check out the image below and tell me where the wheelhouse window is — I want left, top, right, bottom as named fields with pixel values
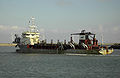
left=31, top=34, right=35, bottom=36
left=22, top=34, right=30, bottom=36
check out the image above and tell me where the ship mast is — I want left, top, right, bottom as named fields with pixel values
left=29, top=17, right=38, bottom=33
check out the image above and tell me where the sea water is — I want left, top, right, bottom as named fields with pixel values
left=0, top=46, right=120, bottom=78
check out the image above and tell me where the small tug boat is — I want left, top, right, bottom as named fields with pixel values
left=99, top=46, right=113, bottom=55
left=13, top=17, right=113, bottom=55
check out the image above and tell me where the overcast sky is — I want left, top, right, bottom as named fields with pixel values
left=0, top=0, right=120, bottom=43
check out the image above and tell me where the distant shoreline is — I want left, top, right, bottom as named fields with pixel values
left=0, top=43, right=17, bottom=46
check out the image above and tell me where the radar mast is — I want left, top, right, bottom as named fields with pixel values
left=29, top=17, right=38, bottom=32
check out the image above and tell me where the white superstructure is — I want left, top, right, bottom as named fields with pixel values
left=20, top=17, right=40, bottom=45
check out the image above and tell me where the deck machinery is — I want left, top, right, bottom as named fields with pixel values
left=70, top=30, right=99, bottom=50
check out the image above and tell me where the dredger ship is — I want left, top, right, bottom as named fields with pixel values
left=13, top=17, right=113, bottom=55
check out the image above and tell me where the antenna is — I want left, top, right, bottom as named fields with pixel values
left=29, top=17, right=37, bottom=32
left=101, top=34, right=103, bottom=46
left=31, top=17, right=35, bottom=26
